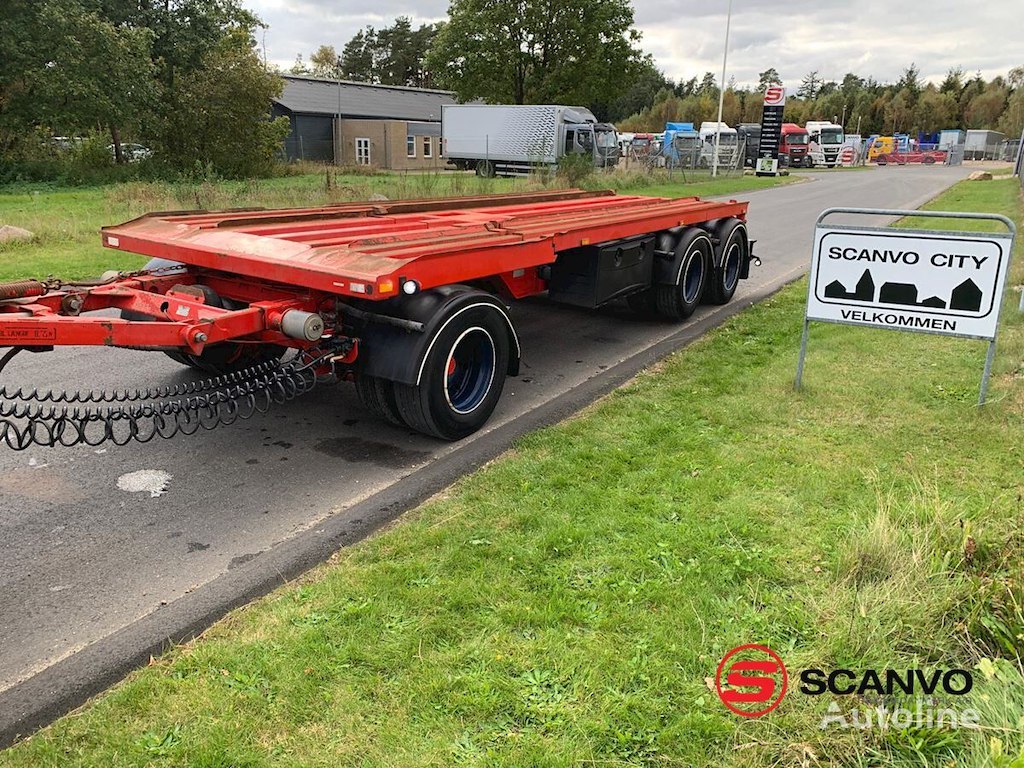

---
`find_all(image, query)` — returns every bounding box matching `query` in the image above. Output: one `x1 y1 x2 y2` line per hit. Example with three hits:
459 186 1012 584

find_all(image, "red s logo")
715 644 788 717
764 86 786 106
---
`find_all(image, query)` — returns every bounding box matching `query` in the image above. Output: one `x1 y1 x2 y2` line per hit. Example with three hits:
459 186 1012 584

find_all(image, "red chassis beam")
0 272 320 353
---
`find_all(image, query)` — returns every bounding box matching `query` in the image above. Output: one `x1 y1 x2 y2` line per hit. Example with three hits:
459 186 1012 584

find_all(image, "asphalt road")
0 165 971 740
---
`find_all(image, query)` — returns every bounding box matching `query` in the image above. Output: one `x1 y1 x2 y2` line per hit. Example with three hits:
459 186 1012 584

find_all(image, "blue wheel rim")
684 252 704 303
724 240 741 291
444 328 496 414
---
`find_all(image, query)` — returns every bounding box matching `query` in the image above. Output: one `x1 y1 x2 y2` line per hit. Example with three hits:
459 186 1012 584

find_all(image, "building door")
355 138 371 165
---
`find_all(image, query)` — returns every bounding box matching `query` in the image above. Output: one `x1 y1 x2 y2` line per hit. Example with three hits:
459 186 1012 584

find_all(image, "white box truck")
442 104 619 177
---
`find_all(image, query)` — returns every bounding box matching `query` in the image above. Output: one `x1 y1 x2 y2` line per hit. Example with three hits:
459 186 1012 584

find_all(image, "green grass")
0 169 794 282
2 178 1022 768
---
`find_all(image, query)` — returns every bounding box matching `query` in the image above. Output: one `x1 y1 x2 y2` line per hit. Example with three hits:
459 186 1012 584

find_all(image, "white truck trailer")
698 122 738 168
805 121 845 167
442 104 619 177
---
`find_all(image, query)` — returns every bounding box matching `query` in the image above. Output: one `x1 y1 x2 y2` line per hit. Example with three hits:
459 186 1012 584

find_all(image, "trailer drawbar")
0 189 757 449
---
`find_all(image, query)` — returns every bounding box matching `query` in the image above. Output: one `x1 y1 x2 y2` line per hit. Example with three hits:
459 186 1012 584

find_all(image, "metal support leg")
795 318 810 390
978 339 997 405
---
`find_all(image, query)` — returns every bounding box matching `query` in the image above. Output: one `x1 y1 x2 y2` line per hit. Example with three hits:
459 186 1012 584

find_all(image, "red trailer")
874 150 947 165
0 189 754 448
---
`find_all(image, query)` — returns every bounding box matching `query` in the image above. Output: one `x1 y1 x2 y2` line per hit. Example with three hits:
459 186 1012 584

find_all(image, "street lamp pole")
712 0 733 178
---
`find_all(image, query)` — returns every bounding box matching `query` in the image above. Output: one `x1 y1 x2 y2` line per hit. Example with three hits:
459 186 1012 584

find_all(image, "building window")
406 135 416 158
355 137 371 165
422 136 432 158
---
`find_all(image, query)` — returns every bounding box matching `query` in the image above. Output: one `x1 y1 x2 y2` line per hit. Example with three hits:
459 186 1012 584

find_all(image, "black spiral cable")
0 352 324 451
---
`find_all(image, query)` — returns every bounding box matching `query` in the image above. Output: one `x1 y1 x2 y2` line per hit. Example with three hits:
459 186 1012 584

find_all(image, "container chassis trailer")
0 190 755 449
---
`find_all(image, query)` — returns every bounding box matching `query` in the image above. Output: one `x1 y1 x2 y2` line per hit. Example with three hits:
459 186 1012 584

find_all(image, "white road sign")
807 226 1014 340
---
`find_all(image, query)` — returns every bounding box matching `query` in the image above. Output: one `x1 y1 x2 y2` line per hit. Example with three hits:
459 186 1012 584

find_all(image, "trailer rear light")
106 236 120 248
378 279 396 294
402 279 420 295
350 282 368 294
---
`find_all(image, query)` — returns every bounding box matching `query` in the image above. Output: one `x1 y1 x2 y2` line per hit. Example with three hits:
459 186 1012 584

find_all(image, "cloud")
249 0 1022 87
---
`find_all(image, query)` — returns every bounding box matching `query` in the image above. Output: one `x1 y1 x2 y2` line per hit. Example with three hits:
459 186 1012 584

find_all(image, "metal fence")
621 137 747 179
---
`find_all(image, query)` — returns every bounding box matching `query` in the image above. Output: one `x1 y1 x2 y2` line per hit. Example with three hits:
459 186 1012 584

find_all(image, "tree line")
295 7 1022 141
0 0 289 181
3 0 1021 186
615 64 1024 138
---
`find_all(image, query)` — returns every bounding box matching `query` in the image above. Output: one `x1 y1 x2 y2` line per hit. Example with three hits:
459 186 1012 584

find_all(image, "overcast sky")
249 0 1022 89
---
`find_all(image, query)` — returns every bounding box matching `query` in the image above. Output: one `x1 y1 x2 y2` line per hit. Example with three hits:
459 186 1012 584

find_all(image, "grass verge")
0 169 793 282
2 178 1021 768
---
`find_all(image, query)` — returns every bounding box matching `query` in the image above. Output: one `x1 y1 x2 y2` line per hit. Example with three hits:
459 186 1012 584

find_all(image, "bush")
557 153 594 186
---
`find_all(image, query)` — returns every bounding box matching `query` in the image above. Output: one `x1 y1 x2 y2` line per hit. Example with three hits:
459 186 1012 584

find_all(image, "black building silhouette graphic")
822 269 984 313
950 279 982 311
824 269 875 301
878 282 917 305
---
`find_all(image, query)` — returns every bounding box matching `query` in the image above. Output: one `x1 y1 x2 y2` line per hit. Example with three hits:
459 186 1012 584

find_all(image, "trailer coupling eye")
0 350 329 451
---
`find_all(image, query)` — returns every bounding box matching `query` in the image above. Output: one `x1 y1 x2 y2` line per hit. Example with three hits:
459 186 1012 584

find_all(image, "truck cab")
805 121 844 167
698 122 738 168
737 123 761 167
562 121 619 168
662 122 701 168
780 123 810 168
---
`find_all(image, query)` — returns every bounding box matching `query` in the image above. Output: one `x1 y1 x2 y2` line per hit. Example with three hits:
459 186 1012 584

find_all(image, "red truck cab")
780 123 811 168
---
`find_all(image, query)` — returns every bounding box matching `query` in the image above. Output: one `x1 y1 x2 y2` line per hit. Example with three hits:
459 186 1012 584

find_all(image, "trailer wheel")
706 218 748 305
393 304 510 440
355 375 406 427
476 160 496 178
923 155 936 165
652 228 711 320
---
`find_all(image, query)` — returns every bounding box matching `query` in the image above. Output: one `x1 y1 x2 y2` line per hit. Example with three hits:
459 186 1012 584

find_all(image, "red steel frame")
0 190 748 355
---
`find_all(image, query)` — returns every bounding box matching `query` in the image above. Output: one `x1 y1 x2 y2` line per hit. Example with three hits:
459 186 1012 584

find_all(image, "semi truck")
780 123 811 167
698 122 739 168
805 121 845 167
662 122 702 168
0 190 757 449
442 104 619 177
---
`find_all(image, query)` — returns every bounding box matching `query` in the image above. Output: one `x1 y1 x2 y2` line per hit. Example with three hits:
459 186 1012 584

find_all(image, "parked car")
109 143 153 163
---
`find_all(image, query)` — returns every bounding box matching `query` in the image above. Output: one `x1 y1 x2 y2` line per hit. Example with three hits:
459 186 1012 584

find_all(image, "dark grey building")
272 76 462 167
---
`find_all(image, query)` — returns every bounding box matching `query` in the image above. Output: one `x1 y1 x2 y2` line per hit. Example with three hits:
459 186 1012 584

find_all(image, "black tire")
393 304 511 440
355 374 406 427
705 218 748 305
476 160 496 178
923 155 936 165
652 228 711 321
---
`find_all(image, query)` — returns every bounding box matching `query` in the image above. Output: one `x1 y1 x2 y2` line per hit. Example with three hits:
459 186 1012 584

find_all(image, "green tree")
604 58 672 122
997 89 1024 137
337 18 440 86
964 82 1008 129
798 70 822 100
309 45 341 79
913 85 958 133
0 0 155 161
939 67 964 95
757 68 782 91
162 30 289 177
427 0 643 106
340 30 375 81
